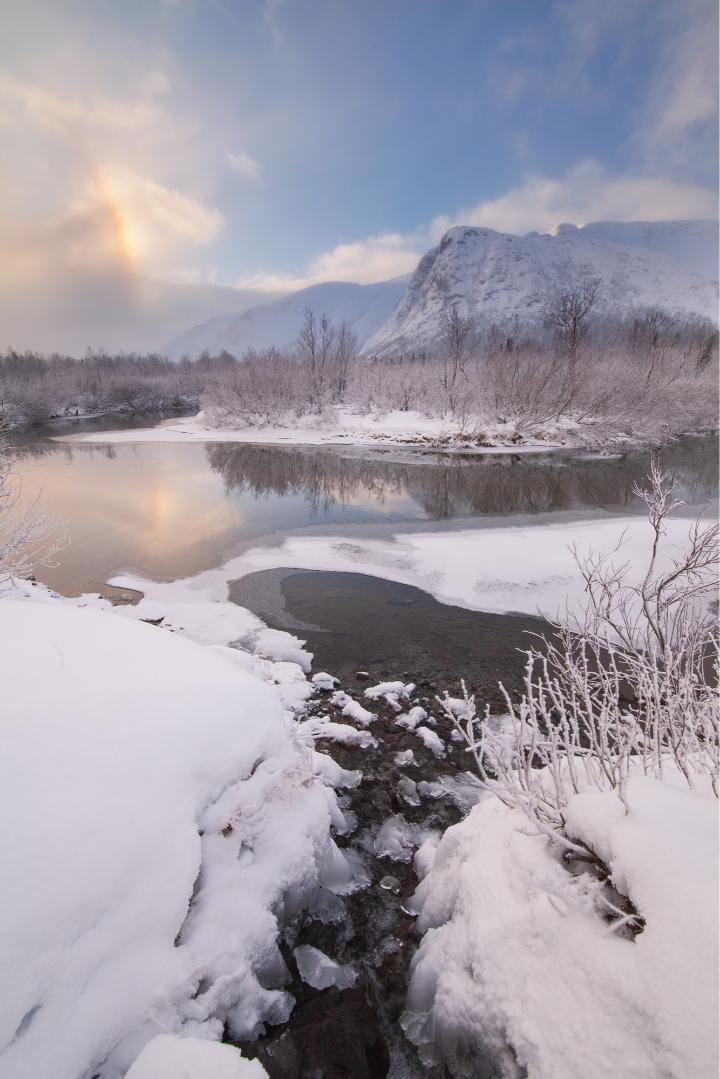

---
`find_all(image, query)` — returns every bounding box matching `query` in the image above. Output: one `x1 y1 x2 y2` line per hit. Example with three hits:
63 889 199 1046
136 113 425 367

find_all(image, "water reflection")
7 430 717 597
205 436 718 518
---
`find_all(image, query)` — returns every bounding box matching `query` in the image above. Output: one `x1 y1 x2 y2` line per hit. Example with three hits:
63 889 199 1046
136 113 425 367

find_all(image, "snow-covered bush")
405 456 719 1078
441 454 718 860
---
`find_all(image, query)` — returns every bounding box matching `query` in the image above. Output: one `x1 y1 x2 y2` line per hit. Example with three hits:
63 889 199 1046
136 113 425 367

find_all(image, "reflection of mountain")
205 436 718 520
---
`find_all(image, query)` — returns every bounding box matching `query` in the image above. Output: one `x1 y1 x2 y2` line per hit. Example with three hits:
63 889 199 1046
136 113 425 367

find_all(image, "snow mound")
125 1034 267 1078
403 767 719 1078
0 600 347 1079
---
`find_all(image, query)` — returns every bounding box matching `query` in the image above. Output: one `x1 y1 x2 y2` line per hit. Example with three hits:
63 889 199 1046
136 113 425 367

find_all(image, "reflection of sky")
13 434 718 597
14 442 426 594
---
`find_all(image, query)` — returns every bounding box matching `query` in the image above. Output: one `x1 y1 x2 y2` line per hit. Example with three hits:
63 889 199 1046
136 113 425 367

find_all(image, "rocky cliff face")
360 220 718 356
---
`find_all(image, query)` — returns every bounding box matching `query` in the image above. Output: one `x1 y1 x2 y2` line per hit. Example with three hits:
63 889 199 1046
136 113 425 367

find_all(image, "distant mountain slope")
165 277 409 359
361 220 718 356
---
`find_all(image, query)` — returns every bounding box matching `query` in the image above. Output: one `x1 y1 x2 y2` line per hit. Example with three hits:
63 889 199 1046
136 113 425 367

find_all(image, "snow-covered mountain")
361 219 718 356
165 277 409 359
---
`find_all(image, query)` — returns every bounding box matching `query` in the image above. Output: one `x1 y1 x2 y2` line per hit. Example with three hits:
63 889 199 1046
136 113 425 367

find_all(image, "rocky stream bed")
237 671 487 1079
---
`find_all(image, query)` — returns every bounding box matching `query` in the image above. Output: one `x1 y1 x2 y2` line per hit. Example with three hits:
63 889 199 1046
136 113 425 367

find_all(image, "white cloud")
429 161 718 239
236 231 423 292
236 161 717 293
226 150 261 182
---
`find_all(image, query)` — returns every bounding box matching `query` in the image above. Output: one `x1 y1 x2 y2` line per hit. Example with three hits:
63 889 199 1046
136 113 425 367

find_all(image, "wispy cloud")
226 150 261 182
236 160 717 291
235 231 422 292
429 162 717 239
634 0 718 174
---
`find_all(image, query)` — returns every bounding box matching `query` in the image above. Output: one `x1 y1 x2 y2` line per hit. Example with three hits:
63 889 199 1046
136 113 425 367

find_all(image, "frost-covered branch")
0 443 64 588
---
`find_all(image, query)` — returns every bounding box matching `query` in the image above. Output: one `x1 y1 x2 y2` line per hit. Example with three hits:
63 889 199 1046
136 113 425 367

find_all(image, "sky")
0 0 717 352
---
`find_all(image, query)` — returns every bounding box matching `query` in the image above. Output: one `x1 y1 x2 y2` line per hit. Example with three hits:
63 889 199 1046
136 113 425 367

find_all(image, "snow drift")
0 600 353 1079
403 767 719 1078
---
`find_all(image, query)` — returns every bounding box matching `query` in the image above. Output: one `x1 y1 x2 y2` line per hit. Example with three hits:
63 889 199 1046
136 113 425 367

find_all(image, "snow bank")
125 1035 267 1079
403 767 719 1078
54 409 569 451
0 600 350 1079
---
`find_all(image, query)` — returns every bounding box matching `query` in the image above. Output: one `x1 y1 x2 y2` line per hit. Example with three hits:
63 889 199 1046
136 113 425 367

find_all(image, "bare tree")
545 278 603 387
296 307 341 412
331 320 357 401
440 304 473 392
630 308 675 384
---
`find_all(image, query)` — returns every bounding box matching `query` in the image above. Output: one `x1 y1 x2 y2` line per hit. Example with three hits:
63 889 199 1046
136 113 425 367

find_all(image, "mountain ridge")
361 219 718 356
166 219 718 359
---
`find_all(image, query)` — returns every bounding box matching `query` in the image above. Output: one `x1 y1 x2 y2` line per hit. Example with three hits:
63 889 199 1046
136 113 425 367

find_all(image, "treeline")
200 295 718 445
0 349 236 427
1 284 718 446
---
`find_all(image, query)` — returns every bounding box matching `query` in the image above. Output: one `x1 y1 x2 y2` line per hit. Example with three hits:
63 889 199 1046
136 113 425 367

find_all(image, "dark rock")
256 988 390 1079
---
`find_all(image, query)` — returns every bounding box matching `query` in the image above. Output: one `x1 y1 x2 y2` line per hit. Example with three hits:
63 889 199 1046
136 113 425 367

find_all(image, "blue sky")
0 0 717 297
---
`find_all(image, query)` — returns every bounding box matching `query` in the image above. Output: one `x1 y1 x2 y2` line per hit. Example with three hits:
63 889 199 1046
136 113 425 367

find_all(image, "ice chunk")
417 772 484 812
365 680 409 699
299 716 377 749
415 726 445 757
312 671 339 691
294 945 357 991
394 749 417 767
330 690 376 726
374 815 418 862
396 706 427 731
254 627 312 672
398 776 422 807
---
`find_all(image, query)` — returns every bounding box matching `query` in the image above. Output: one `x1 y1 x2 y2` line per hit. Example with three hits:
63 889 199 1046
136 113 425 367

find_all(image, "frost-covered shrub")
0 441 63 587
441 454 719 856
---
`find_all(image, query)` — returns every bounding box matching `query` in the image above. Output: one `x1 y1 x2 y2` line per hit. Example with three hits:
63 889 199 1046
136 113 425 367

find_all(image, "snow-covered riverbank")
2 524 718 1078
0 586 360 1079
52 408 612 452
52 407 720 453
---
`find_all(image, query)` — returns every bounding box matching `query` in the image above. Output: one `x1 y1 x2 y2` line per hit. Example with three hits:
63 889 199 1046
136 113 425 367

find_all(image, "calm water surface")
9 417 718 598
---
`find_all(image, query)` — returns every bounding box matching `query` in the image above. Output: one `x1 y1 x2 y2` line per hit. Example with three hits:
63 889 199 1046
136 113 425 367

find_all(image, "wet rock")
379 876 401 895
255 987 390 1079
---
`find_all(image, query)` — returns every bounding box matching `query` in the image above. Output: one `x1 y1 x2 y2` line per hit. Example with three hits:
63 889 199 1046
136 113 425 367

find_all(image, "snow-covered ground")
2 447 716 1077
403 765 719 1079
0 588 363 1079
54 408 586 451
